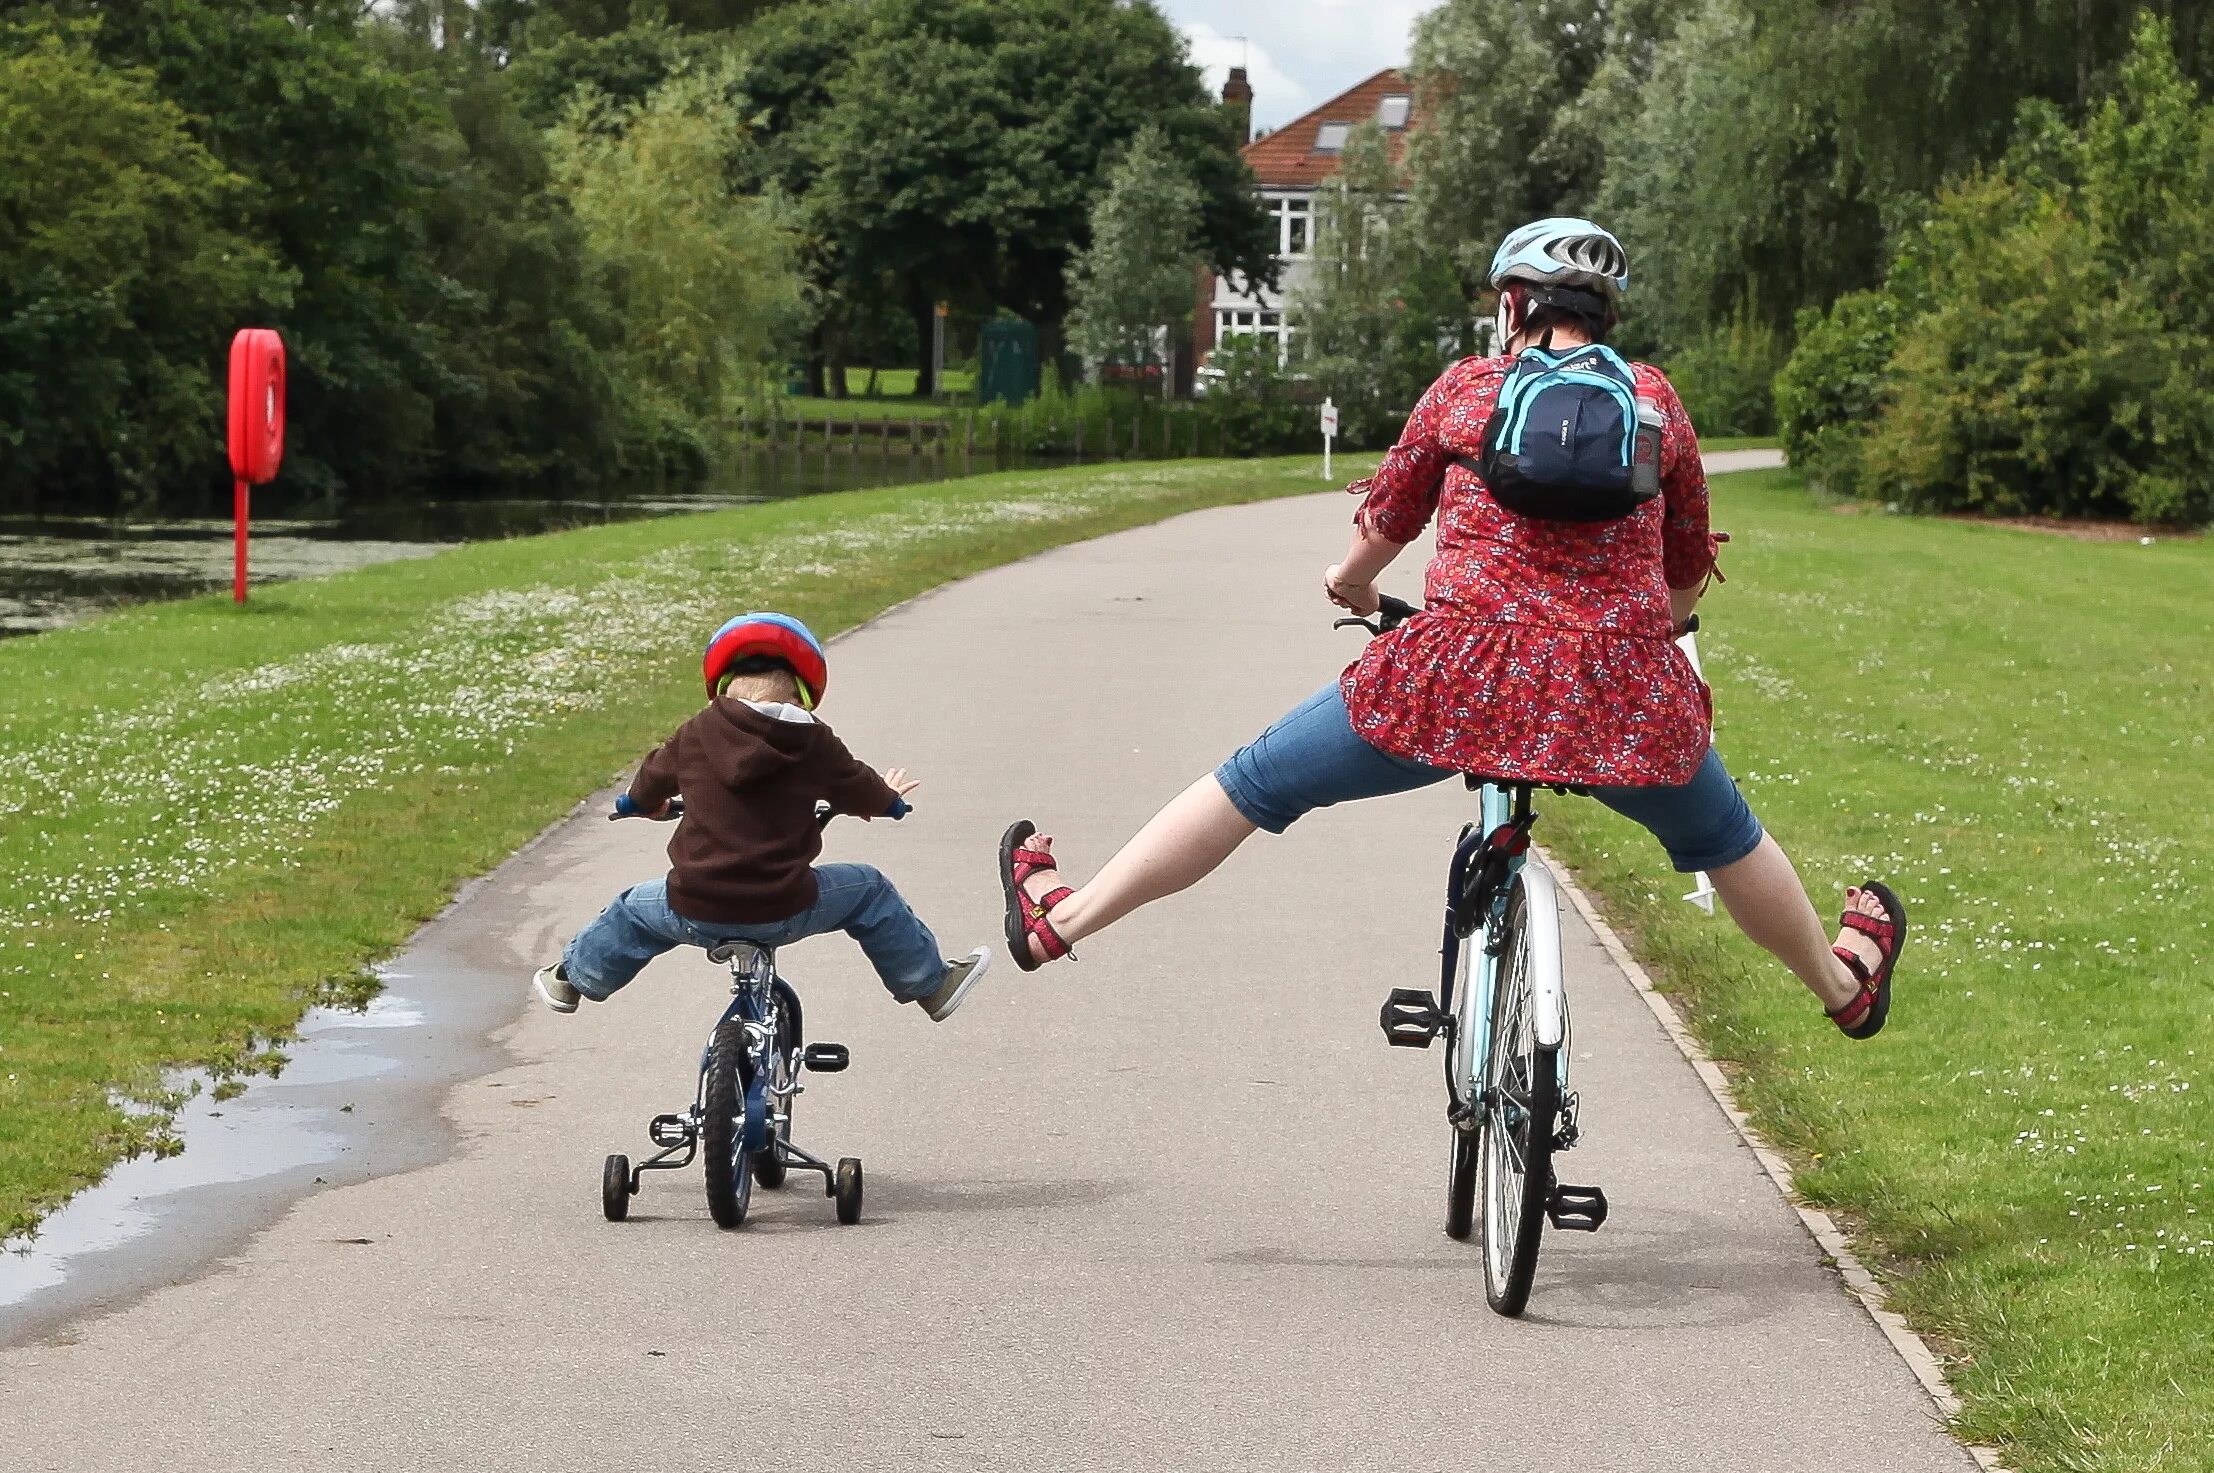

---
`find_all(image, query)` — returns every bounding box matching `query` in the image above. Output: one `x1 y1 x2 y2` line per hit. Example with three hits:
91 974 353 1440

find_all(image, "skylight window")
1314 122 1350 152
1378 95 1411 129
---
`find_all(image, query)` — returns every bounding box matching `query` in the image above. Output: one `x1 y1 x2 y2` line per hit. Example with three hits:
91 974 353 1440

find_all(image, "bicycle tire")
752 994 798 1189
1480 878 1559 1317
702 1016 754 1229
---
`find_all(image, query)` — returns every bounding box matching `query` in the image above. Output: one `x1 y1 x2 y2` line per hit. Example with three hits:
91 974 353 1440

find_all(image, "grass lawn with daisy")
1543 468 2212 1473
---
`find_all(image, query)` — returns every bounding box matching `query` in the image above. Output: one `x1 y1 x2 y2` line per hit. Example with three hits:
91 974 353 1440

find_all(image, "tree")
0 22 288 510
1293 122 1464 445
1405 0 1611 278
1064 127 1204 385
798 0 1273 394
552 66 802 473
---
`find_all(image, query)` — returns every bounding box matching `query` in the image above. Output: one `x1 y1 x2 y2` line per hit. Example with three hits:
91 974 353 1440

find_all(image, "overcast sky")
1157 0 1442 133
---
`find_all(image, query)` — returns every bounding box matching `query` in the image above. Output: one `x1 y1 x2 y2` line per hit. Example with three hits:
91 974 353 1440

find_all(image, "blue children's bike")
1341 595 1612 1316
599 798 864 1229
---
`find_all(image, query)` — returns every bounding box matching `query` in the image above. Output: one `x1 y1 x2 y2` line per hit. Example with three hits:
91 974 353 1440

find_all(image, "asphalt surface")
1 459 1977 1471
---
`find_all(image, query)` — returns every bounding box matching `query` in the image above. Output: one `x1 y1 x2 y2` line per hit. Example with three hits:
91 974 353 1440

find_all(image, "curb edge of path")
1543 853 2010 1473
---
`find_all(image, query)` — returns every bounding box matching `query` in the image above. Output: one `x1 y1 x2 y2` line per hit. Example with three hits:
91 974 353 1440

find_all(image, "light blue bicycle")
1347 595 1609 1317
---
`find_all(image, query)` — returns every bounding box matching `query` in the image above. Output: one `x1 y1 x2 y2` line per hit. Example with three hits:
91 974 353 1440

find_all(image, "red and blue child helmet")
703 612 829 706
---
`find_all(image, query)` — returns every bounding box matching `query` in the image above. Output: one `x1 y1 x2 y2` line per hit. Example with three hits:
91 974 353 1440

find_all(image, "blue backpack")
1462 344 1658 522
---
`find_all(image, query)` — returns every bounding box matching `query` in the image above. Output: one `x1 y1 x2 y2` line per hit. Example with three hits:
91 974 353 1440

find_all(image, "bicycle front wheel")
1480 876 1561 1317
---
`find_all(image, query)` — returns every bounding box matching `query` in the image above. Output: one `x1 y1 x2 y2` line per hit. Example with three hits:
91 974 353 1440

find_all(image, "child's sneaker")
913 948 992 1022
533 963 581 1014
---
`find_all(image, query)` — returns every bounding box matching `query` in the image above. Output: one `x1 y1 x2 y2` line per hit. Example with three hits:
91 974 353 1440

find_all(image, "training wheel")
833 1157 863 1225
602 1154 632 1222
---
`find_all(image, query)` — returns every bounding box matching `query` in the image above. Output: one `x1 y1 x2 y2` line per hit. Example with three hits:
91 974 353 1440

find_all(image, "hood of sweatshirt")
706 696 820 783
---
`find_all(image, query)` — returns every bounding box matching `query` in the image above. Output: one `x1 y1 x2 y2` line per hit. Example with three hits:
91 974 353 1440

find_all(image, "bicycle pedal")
802 1042 850 1073
1379 988 1446 1048
648 1113 692 1148
1547 1183 1609 1232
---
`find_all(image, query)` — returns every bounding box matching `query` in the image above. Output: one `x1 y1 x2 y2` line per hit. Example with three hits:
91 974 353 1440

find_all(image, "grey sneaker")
913 948 992 1022
533 963 581 1014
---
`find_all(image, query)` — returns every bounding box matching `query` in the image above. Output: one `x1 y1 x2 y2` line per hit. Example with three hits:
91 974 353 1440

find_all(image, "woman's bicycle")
599 797 865 1229
1339 595 1611 1316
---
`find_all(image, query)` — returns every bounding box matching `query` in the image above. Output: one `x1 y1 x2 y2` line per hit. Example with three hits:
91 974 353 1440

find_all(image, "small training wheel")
833 1157 863 1225
603 1154 632 1222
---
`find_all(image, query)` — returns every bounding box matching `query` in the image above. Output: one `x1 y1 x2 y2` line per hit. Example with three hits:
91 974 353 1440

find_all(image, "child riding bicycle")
536 612 992 1021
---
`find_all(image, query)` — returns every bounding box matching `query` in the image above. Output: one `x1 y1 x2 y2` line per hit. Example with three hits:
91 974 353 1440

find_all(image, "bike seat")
706 939 772 967
1462 774 1592 797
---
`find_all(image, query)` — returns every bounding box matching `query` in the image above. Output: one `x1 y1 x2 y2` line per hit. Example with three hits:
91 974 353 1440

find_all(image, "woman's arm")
1324 520 1410 616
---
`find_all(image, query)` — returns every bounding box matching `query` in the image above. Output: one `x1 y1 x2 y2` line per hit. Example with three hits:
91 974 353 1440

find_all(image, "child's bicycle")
598 797 865 1229
1337 595 1617 1316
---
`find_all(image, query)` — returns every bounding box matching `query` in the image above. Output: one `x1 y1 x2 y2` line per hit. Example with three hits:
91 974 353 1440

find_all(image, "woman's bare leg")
1706 834 1886 1012
1014 775 1256 963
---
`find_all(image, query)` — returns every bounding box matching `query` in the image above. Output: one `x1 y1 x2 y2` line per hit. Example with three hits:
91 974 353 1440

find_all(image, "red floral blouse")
1340 353 1718 788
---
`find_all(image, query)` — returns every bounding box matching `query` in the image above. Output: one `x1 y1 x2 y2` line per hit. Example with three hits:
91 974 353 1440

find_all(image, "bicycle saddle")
1463 774 1591 797
706 939 772 967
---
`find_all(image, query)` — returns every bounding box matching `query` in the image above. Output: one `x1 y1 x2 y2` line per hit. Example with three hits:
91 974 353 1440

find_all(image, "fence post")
1130 415 1140 459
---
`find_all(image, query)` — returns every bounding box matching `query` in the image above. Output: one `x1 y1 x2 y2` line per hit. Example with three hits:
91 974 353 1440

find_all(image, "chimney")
1221 66 1253 144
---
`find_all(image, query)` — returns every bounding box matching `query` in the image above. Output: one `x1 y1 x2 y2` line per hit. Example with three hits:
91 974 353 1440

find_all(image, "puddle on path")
0 905 519 1346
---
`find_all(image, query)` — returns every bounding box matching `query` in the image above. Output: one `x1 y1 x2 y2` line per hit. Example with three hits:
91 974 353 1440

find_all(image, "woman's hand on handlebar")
1324 563 1381 616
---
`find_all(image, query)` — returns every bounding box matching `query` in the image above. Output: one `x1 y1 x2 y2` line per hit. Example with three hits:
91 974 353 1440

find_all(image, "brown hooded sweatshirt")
626 698 901 924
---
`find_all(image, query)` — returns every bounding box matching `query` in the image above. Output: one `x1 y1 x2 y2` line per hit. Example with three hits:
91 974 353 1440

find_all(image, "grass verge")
0 457 1327 1240
1541 470 2211 1473
1699 434 1782 452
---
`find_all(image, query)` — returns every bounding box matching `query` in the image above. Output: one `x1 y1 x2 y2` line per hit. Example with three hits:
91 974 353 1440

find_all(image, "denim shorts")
1213 685 1764 874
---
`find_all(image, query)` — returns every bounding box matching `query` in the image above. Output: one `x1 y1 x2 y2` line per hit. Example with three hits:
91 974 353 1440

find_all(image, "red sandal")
999 820 1076 972
1828 880 1906 1039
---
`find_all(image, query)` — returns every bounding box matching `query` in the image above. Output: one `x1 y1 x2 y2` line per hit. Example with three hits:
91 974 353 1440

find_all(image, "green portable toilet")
977 319 1040 406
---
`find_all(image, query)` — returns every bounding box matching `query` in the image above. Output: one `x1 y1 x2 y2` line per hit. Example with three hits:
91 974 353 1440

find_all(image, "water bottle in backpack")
1460 344 1662 522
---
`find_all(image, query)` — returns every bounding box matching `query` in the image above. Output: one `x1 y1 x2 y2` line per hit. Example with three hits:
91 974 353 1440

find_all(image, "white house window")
1378 94 1411 129
1216 308 1292 365
1269 196 1312 257
1313 122 1350 152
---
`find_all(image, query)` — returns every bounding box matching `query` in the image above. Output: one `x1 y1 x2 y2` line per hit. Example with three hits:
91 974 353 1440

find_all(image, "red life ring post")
225 329 287 604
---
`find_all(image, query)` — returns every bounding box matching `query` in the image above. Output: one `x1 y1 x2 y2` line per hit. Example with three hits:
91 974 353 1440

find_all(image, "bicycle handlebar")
1335 596 1698 640
611 794 837 829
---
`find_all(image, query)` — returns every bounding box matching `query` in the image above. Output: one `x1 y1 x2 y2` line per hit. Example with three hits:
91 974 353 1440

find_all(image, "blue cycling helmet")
1487 217 1630 305
704 611 828 706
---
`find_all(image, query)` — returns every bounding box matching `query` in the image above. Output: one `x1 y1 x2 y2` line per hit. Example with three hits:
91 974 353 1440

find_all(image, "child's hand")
884 768 921 799
1324 564 1381 616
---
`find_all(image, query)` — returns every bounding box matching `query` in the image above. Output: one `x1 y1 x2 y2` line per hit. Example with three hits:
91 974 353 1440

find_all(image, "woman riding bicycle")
997 217 1905 1037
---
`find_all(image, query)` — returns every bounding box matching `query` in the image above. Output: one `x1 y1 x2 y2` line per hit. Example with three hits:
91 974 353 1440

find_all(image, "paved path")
2 464 1975 1471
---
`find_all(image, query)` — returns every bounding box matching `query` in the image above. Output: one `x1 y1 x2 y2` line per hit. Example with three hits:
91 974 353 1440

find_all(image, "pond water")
0 445 981 638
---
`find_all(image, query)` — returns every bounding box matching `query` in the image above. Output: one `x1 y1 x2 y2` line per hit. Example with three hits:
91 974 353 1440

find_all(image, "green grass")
0 457 1323 1241
1700 434 1782 452
1542 471 2212 1472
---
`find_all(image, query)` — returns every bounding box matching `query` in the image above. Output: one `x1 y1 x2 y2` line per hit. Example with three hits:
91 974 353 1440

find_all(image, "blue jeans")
562 865 944 1003
1214 685 1765 874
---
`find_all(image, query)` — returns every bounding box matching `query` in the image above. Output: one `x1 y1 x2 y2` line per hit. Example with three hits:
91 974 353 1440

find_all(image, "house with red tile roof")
1195 67 1419 371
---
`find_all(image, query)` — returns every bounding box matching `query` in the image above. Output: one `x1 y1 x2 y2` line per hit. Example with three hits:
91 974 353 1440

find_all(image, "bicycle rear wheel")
702 1017 755 1229
1480 878 1560 1317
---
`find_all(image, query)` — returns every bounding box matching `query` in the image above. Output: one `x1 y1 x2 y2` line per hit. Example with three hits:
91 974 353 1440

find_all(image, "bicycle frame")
1442 783 1569 1116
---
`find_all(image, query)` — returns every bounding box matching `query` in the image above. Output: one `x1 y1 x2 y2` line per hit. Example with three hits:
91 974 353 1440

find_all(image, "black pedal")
649 1113 692 1147
802 1042 850 1073
1379 988 1447 1048
1547 1183 1609 1232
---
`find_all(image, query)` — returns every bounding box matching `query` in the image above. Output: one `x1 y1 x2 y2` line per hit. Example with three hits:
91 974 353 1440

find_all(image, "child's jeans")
562 864 944 1003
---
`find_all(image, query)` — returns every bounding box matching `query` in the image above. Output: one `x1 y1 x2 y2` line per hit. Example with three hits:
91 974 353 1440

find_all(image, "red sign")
225 329 286 603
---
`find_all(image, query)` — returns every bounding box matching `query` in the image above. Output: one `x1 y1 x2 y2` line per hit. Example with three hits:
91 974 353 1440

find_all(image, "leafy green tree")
799 0 1273 394
0 23 287 510
73 0 453 496
1065 127 1204 383
552 66 802 473
1592 0 1882 354
399 44 626 488
1405 0 1611 277
1293 122 1463 445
